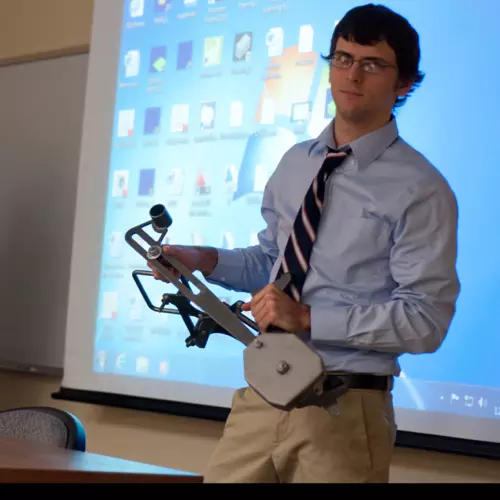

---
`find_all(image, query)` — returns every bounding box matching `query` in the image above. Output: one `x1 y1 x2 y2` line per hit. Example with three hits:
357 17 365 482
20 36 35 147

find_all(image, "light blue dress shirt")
206 117 460 376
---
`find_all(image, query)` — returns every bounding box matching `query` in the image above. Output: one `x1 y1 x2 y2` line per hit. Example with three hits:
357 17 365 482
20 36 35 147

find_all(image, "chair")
0 406 86 452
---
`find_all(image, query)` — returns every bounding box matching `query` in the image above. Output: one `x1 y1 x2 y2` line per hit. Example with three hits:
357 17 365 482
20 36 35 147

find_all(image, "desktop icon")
136 356 149 374
129 294 144 321
234 33 252 62
155 0 172 13
230 101 243 127
130 0 145 18
165 167 184 196
124 50 140 77
117 109 135 137
224 164 239 193
96 351 107 369
101 292 118 319
138 169 155 196
115 353 126 370
171 104 189 132
150 46 167 73
266 27 284 57
112 171 129 198
177 41 193 69
200 102 216 130
195 168 211 195
203 36 223 66
159 361 169 375
298 24 314 53
109 232 123 258
144 107 161 134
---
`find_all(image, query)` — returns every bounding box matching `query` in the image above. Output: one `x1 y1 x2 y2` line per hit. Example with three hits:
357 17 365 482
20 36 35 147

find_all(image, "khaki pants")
203 383 397 483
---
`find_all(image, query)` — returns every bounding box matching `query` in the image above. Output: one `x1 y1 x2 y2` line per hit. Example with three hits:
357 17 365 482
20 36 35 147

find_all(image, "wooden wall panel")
0 0 94 66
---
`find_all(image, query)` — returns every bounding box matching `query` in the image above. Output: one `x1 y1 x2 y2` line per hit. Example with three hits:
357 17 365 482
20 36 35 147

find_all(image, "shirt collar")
309 115 399 170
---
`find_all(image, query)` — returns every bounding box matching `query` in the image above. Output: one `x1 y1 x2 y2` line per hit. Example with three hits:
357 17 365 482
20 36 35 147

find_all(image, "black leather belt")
324 373 392 392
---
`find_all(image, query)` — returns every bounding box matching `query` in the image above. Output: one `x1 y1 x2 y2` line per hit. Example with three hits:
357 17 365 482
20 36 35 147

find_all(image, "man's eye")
363 60 384 72
336 54 351 65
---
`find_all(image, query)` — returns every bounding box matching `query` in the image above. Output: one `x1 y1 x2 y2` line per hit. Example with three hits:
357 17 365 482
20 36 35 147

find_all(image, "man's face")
329 37 412 124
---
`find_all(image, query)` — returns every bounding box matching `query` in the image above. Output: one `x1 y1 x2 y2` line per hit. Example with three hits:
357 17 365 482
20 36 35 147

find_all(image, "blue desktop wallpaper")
92 0 500 417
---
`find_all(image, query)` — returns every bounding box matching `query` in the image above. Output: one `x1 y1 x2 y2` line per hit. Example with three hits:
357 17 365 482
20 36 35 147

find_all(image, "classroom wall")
0 0 93 66
1 0 500 483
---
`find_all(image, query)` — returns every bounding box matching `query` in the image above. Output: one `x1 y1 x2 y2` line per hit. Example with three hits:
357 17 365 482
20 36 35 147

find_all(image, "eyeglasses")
331 51 397 74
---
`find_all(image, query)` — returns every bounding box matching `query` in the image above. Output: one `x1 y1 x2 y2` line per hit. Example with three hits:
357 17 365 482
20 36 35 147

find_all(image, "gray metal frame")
125 206 348 412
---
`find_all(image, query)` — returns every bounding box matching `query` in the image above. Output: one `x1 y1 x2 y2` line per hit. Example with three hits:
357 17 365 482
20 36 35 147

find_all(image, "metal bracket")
124 204 334 411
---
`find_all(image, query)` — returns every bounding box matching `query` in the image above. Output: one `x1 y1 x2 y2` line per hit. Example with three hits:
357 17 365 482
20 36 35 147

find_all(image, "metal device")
124 204 348 411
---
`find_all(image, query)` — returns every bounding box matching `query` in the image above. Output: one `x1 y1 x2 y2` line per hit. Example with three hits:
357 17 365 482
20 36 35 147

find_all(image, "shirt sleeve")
310 177 461 355
205 174 280 294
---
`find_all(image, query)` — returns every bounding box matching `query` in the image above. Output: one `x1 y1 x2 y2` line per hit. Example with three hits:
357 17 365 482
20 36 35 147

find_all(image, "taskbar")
394 376 500 420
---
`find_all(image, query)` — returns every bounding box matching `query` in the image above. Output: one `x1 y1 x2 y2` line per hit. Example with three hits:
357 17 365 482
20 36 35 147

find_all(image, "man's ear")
396 78 414 98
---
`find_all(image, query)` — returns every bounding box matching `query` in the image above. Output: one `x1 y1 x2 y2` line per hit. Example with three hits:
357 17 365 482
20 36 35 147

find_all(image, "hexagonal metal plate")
243 333 326 410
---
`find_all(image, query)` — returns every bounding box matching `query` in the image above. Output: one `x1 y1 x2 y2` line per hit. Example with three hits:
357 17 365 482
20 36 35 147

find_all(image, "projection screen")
56 0 500 458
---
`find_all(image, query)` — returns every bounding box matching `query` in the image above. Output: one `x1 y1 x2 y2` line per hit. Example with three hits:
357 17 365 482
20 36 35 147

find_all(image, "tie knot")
326 145 351 157
322 146 351 177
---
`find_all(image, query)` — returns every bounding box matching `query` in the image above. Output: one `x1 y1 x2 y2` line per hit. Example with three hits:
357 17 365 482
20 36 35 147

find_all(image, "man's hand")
146 245 218 282
241 284 311 333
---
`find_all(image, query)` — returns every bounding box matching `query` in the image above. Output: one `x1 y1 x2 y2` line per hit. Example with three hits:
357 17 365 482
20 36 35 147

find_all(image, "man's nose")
347 61 364 82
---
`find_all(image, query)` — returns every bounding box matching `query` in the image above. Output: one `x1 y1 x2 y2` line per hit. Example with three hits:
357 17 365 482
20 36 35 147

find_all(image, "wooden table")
0 437 203 483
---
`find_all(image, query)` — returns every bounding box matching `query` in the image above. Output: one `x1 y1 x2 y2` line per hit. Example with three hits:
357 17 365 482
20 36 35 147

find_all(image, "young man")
149 3 460 482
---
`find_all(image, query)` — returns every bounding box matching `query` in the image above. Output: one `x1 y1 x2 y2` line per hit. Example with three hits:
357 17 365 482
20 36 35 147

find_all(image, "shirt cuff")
310 304 348 346
205 248 245 287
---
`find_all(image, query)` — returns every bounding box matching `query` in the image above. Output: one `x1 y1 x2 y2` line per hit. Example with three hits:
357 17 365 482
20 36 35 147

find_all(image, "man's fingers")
146 246 183 283
153 269 165 281
148 264 180 282
252 294 276 322
252 297 280 331
247 285 285 330
250 288 266 307
258 309 279 332
251 284 278 310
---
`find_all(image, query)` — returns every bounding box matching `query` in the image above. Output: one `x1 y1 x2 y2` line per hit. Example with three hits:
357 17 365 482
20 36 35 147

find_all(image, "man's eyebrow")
361 56 389 62
335 50 389 62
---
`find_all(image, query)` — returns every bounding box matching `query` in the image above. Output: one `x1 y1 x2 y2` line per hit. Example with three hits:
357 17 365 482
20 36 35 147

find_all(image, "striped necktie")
276 146 351 301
